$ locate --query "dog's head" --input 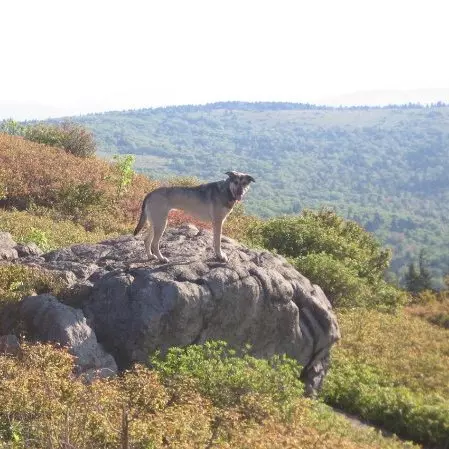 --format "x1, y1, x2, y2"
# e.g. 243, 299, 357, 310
225, 171, 255, 201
